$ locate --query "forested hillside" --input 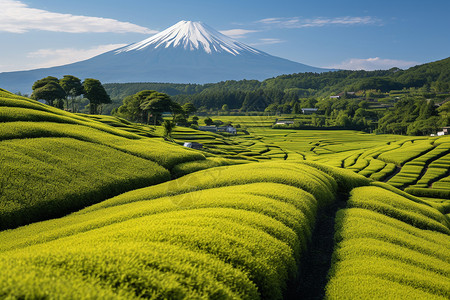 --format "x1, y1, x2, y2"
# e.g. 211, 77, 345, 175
104, 57, 450, 110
